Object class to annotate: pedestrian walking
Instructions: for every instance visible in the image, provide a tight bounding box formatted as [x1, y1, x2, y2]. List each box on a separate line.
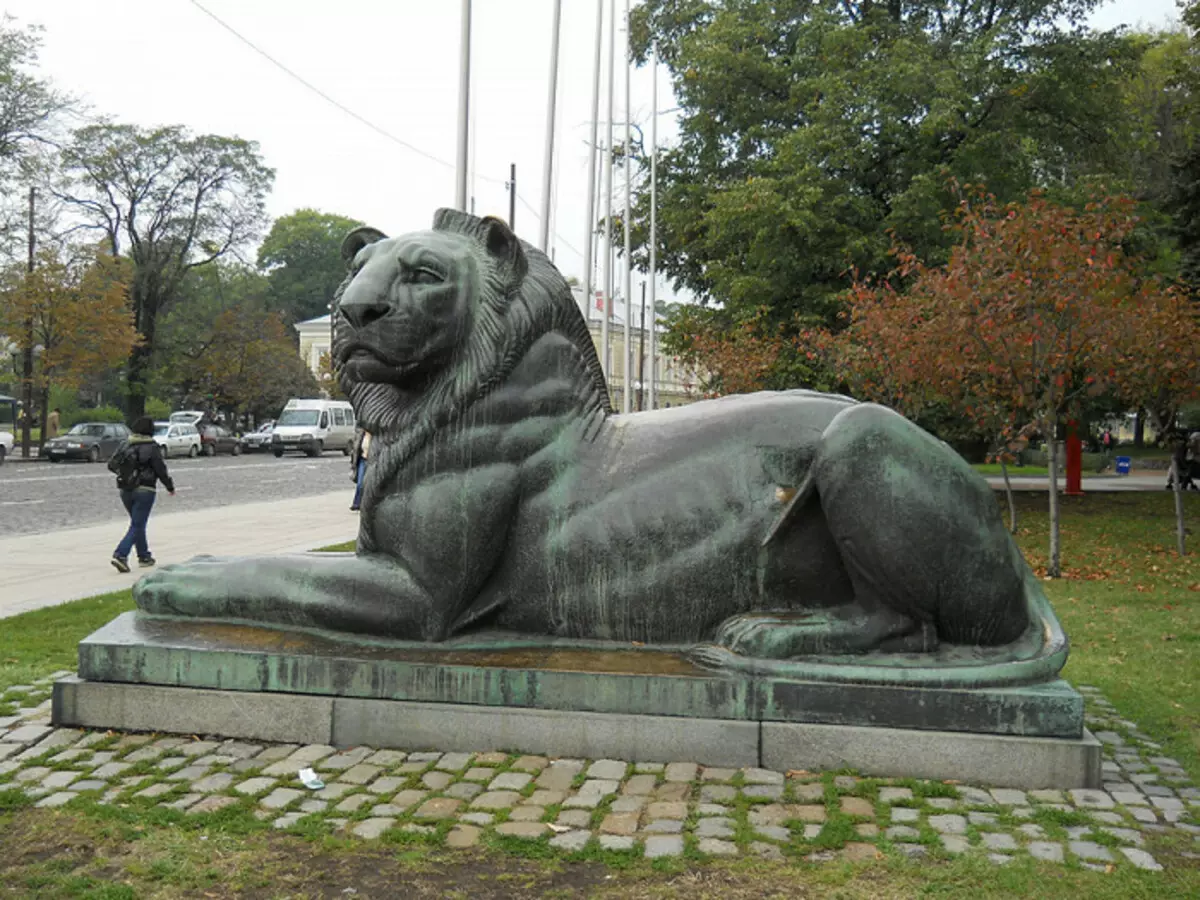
[1099, 427, 1113, 472]
[350, 428, 371, 512]
[45, 407, 60, 440]
[108, 416, 175, 572]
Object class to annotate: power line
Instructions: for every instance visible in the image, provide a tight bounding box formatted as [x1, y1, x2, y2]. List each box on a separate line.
[186, 0, 584, 261]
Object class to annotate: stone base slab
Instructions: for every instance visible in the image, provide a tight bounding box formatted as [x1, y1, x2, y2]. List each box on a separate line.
[53, 677, 1101, 788]
[75, 613, 1085, 738]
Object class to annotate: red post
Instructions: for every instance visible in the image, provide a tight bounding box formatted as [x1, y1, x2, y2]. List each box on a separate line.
[1065, 419, 1083, 496]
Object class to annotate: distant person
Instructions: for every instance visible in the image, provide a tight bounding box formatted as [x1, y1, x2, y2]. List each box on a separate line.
[109, 416, 175, 572]
[350, 428, 372, 512]
[45, 407, 60, 440]
[1099, 427, 1113, 471]
[1165, 429, 1196, 492]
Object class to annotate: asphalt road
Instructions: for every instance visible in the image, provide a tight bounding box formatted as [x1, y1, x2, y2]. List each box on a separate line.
[0, 450, 355, 538]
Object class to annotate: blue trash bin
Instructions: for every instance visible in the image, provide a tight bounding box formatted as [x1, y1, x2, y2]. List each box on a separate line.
[1115, 456, 1131, 475]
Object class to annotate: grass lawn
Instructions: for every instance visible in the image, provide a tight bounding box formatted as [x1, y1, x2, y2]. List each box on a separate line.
[0, 492, 1198, 897]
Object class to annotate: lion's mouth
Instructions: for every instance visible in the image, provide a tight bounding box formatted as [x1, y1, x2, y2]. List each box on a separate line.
[339, 346, 443, 390]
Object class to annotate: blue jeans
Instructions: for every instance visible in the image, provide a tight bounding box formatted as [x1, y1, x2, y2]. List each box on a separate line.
[115, 489, 156, 561]
[351, 459, 366, 509]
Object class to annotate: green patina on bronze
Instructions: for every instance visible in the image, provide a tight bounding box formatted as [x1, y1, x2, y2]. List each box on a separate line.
[77, 612, 1084, 738]
[109, 208, 1075, 718]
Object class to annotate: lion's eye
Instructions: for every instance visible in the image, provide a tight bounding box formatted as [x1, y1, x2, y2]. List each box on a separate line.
[412, 267, 444, 285]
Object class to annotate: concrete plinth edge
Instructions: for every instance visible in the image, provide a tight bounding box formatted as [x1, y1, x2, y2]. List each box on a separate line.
[762, 721, 1102, 789]
[52, 678, 1102, 787]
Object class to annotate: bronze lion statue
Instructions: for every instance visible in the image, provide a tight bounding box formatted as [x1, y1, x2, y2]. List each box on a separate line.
[135, 209, 1067, 684]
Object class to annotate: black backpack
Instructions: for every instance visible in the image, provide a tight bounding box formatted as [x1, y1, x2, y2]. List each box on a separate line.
[107, 442, 142, 490]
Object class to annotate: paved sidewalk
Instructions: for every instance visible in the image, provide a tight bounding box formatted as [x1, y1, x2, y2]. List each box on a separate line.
[0, 492, 357, 620]
[987, 474, 1169, 492]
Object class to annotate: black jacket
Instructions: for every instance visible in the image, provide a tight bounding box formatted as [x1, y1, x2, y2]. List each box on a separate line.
[125, 435, 175, 492]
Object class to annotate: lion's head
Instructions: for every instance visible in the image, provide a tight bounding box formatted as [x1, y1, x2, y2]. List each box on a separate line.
[331, 208, 609, 451]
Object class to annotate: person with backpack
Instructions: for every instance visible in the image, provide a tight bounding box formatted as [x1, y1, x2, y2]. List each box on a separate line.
[108, 416, 175, 573]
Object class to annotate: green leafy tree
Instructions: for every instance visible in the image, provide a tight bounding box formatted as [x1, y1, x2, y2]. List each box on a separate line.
[628, 0, 1145, 337]
[257, 208, 363, 324]
[54, 123, 274, 419]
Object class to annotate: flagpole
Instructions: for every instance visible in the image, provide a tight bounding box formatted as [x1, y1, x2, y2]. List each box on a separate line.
[581, 0, 603, 323]
[454, 0, 471, 211]
[539, 0, 563, 252]
[621, 0, 632, 414]
[648, 50, 658, 411]
[601, 0, 615, 381]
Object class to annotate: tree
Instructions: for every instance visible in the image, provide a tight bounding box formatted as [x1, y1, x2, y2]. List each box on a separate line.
[0, 246, 139, 440]
[627, 1, 1146, 346]
[0, 18, 71, 198]
[838, 188, 1174, 576]
[55, 123, 274, 419]
[257, 209, 363, 324]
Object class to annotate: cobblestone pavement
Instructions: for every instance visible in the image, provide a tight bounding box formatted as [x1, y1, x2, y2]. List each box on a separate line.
[1, 678, 1196, 871]
[0, 453, 352, 538]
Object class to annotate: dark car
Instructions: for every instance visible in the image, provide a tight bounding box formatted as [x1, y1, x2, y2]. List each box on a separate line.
[198, 423, 241, 456]
[238, 422, 274, 452]
[41, 422, 131, 463]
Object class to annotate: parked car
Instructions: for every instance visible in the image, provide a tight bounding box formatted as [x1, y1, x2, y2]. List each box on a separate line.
[153, 421, 201, 458]
[169, 410, 208, 426]
[239, 422, 275, 452]
[198, 423, 241, 456]
[0, 393, 15, 464]
[41, 422, 131, 463]
[271, 398, 356, 457]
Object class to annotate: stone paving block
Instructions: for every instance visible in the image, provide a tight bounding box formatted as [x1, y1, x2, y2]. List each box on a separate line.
[421, 771, 453, 791]
[697, 803, 727, 817]
[68, 780, 107, 793]
[1018, 824, 1045, 838]
[802, 824, 823, 839]
[1070, 840, 1114, 862]
[647, 801, 687, 820]
[14, 766, 50, 783]
[192, 773, 234, 793]
[447, 824, 481, 848]
[1129, 807, 1158, 824]
[233, 777, 276, 796]
[435, 752, 473, 772]
[510, 805, 546, 822]
[792, 782, 825, 802]
[489, 771, 532, 791]
[534, 765, 579, 792]
[928, 814, 968, 835]
[585, 759, 627, 780]
[0, 744, 24, 762]
[601, 813, 639, 835]
[968, 812, 997, 826]
[340, 764, 382, 785]
[406, 752, 443, 764]
[645, 820, 684, 834]
[840, 796, 875, 818]
[189, 796, 239, 815]
[155, 757, 187, 772]
[260, 788, 303, 810]
[1120, 848, 1162, 871]
[842, 842, 881, 862]
[1070, 789, 1114, 809]
[91, 763, 131, 779]
[549, 830, 591, 852]
[1151, 796, 1184, 811]
[622, 774, 657, 796]
[352, 817, 395, 839]
[509, 755, 548, 772]
[314, 782, 357, 801]
[445, 782, 483, 801]
[123, 747, 164, 763]
[5, 725, 51, 744]
[700, 784, 736, 803]
[527, 789, 565, 807]
[699, 838, 738, 856]
[742, 767, 784, 785]
[177, 741, 221, 758]
[255, 745, 298, 762]
[317, 747, 373, 771]
[981, 832, 1018, 851]
[192, 755, 237, 768]
[40, 771, 78, 790]
[1112, 791, 1148, 806]
[165, 793, 202, 811]
[462, 767, 494, 782]
[940, 835, 969, 854]
[414, 797, 461, 820]
[702, 767, 738, 782]
[472, 790, 522, 810]
[330, 795, 369, 814]
[634, 762, 664, 774]
[654, 782, 690, 802]
[879, 787, 913, 803]
[362, 776, 403, 796]
[990, 789, 1027, 806]
[834, 775, 860, 790]
[387, 789, 428, 811]
[610, 796, 646, 814]
[743, 784, 784, 800]
[890, 807, 920, 823]
[473, 752, 509, 765]
[299, 799, 326, 813]
[497, 822, 549, 839]
[556, 809, 591, 828]
[1100, 827, 1142, 846]
[289, 744, 336, 764]
[364, 749, 407, 767]
[597, 835, 635, 851]
[663, 762, 698, 783]
[695, 817, 735, 839]
[886, 825, 920, 841]
[926, 798, 957, 810]
[957, 787, 994, 805]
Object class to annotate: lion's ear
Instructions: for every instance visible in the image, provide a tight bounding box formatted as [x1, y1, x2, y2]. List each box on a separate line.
[340, 227, 388, 266]
[480, 216, 528, 283]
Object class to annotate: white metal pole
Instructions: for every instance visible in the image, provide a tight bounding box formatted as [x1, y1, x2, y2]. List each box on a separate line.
[601, 0, 615, 381]
[621, 0, 632, 414]
[539, 0, 563, 252]
[455, 0, 471, 212]
[648, 51, 658, 411]
[582, 0, 604, 323]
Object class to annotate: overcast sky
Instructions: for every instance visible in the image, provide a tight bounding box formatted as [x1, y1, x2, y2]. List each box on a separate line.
[4, 0, 1186, 300]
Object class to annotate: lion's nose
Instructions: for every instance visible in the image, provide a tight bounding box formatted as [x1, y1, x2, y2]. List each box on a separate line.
[339, 286, 391, 330]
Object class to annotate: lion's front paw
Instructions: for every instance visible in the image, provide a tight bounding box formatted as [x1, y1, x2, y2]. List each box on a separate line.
[133, 557, 240, 616]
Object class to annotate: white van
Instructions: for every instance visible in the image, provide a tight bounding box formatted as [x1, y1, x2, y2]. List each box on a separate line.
[271, 398, 356, 458]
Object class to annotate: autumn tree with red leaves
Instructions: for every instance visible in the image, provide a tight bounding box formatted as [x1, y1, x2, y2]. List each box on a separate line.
[836, 188, 1182, 575]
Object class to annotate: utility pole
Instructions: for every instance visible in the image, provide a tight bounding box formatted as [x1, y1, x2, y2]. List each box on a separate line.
[454, 0, 471, 211]
[581, 0, 604, 323]
[539, 0, 563, 252]
[20, 186, 35, 459]
[637, 280, 646, 412]
[601, 0, 616, 381]
[648, 50, 659, 411]
[507, 163, 517, 231]
[621, 0, 632, 414]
